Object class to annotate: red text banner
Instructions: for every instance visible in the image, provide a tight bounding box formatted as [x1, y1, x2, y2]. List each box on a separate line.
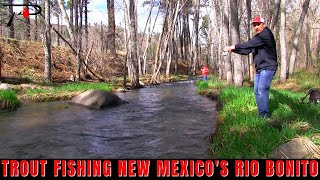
[0, 159, 318, 178]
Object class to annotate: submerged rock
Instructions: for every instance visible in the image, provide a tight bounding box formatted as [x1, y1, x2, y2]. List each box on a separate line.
[71, 90, 126, 109]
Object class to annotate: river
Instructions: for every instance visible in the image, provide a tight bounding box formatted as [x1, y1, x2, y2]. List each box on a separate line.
[0, 81, 217, 159]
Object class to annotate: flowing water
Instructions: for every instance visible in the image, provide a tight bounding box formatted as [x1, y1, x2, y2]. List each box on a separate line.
[0, 81, 217, 159]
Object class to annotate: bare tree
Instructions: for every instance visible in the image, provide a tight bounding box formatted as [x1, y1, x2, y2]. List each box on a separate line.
[246, 0, 254, 81]
[58, 0, 84, 80]
[279, 0, 287, 83]
[209, 1, 219, 72]
[34, 0, 39, 41]
[139, 1, 159, 75]
[122, 0, 129, 87]
[288, 0, 311, 77]
[0, 45, 2, 77]
[70, 0, 74, 26]
[180, 3, 191, 75]
[74, 0, 78, 33]
[44, 0, 52, 81]
[84, 0, 88, 49]
[58, 0, 75, 42]
[223, 0, 232, 84]
[191, 0, 200, 75]
[317, 31, 320, 77]
[230, 0, 243, 86]
[270, 0, 281, 31]
[150, 0, 183, 84]
[128, 0, 140, 88]
[7, 0, 14, 38]
[23, 0, 31, 40]
[107, 0, 116, 56]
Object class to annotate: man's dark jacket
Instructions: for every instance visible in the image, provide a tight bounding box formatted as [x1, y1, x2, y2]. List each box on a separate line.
[232, 27, 278, 73]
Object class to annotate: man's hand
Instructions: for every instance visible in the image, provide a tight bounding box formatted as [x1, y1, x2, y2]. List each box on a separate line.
[223, 45, 235, 52]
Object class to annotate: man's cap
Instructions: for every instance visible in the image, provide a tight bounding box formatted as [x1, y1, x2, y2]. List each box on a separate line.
[251, 16, 265, 24]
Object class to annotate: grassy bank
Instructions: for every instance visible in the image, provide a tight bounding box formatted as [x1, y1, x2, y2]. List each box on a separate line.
[0, 74, 191, 108]
[0, 82, 113, 110]
[196, 73, 320, 158]
[21, 82, 113, 102]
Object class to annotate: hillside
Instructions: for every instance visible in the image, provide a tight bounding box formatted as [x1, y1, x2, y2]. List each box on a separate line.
[0, 37, 78, 83]
[0, 37, 193, 86]
[0, 37, 127, 84]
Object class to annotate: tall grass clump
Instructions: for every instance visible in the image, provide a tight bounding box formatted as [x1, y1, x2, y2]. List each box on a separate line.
[0, 90, 20, 110]
[196, 80, 209, 92]
[210, 86, 320, 158]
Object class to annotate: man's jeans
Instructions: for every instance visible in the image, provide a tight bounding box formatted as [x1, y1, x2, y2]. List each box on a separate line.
[254, 70, 275, 118]
[202, 75, 207, 81]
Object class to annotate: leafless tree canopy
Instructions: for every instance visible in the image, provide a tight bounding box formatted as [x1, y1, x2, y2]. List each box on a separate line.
[0, 0, 319, 85]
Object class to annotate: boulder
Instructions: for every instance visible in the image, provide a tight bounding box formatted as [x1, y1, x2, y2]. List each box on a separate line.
[71, 90, 125, 109]
[270, 137, 320, 159]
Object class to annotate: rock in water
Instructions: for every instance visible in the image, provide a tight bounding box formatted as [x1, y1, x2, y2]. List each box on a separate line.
[71, 90, 125, 109]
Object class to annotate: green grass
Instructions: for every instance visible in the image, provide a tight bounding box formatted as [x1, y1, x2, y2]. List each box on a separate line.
[293, 71, 320, 89]
[196, 75, 226, 94]
[196, 74, 320, 159]
[0, 90, 21, 110]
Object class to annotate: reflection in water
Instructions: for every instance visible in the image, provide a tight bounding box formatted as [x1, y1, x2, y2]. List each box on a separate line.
[0, 81, 217, 158]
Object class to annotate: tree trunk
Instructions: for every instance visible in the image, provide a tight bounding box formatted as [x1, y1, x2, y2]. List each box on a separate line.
[288, 0, 310, 78]
[84, 0, 88, 76]
[58, 0, 75, 42]
[122, 0, 129, 87]
[58, 0, 82, 81]
[173, 29, 179, 75]
[246, 0, 254, 81]
[215, 0, 223, 80]
[128, 0, 140, 88]
[107, 0, 116, 56]
[0, 45, 2, 77]
[56, 15, 60, 46]
[34, 0, 38, 41]
[141, 2, 159, 75]
[270, 0, 280, 31]
[210, 0, 221, 73]
[23, 0, 31, 40]
[74, 0, 78, 33]
[44, 0, 52, 82]
[183, 13, 191, 74]
[152, 5, 168, 79]
[165, 38, 173, 78]
[191, 0, 200, 75]
[317, 31, 320, 77]
[223, 0, 232, 84]
[70, 0, 74, 26]
[279, 0, 287, 83]
[7, 0, 14, 38]
[76, 0, 83, 81]
[230, 0, 243, 87]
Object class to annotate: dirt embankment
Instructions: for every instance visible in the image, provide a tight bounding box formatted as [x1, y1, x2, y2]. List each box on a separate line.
[0, 37, 77, 83]
[0, 37, 194, 87]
